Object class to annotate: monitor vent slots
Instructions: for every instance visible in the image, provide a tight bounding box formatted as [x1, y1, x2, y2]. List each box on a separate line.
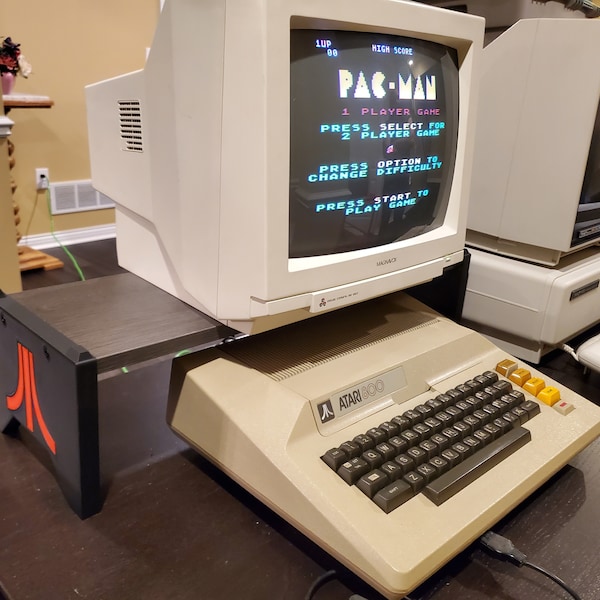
[118, 100, 143, 153]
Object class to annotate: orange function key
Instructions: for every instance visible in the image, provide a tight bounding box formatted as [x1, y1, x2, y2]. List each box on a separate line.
[496, 359, 518, 377]
[538, 386, 561, 406]
[508, 368, 531, 387]
[523, 376, 546, 397]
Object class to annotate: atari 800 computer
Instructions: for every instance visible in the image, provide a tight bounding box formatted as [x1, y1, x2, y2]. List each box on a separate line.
[85, 0, 600, 598]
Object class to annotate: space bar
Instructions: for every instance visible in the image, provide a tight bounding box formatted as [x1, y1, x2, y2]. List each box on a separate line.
[422, 427, 531, 505]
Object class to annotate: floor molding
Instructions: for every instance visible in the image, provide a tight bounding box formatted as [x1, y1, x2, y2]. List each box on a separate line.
[19, 224, 116, 250]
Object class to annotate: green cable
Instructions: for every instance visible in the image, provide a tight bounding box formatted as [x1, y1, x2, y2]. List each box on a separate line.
[44, 186, 86, 281]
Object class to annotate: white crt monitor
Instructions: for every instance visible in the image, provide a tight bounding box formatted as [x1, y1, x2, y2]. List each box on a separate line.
[466, 17, 600, 266]
[86, 0, 483, 333]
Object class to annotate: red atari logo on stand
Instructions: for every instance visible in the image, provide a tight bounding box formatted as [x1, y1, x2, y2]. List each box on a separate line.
[6, 343, 56, 454]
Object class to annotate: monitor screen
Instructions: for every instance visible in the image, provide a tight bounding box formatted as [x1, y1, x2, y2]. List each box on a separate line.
[289, 30, 459, 258]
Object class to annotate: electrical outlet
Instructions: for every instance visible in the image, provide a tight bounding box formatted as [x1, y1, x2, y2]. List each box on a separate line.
[35, 168, 49, 190]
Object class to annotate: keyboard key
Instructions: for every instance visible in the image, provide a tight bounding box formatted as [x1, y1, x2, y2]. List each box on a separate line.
[436, 411, 454, 426]
[483, 422, 501, 440]
[451, 441, 472, 459]
[506, 390, 525, 406]
[475, 391, 493, 406]
[414, 404, 434, 418]
[394, 453, 415, 474]
[463, 414, 481, 429]
[412, 422, 432, 440]
[425, 398, 444, 412]
[472, 408, 489, 424]
[442, 427, 461, 443]
[444, 389, 463, 404]
[338, 458, 370, 485]
[321, 448, 347, 471]
[339, 440, 361, 459]
[473, 428, 491, 445]
[509, 368, 531, 386]
[510, 406, 528, 424]
[424, 416, 443, 433]
[445, 405, 462, 422]
[462, 435, 482, 453]
[492, 417, 512, 435]
[366, 428, 387, 445]
[373, 480, 415, 513]
[400, 429, 420, 447]
[379, 421, 400, 438]
[430, 432, 450, 451]
[482, 404, 500, 419]
[362, 449, 384, 469]
[428, 455, 449, 475]
[553, 400, 574, 416]
[407, 446, 428, 466]
[481, 370, 499, 384]
[453, 420, 472, 436]
[375, 442, 397, 462]
[501, 411, 520, 428]
[416, 463, 437, 483]
[357, 469, 389, 498]
[519, 400, 541, 420]
[496, 359, 517, 377]
[419, 439, 438, 459]
[353, 434, 374, 452]
[403, 471, 425, 492]
[423, 427, 531, 505]
[388, 435, 409, 455]
[523, 376, 546, 397]
[402, 409, 422, 426]
[380, 461, 403, 481]
[441, 448, 461, 468]
[391, 415, 411, 432]
[455, 400, 472, 415]
[493, 379, 513, 396]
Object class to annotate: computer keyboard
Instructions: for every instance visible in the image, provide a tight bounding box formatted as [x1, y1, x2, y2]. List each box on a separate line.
[322, 369, 539, 512]
[167, 292, 600, 600]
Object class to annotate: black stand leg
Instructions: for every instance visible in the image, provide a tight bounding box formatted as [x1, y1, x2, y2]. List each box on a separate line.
[0, 294, 102, 518]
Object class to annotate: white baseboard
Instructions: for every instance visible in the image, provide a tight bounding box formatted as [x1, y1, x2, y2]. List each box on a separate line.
[19, 224, 116, 250]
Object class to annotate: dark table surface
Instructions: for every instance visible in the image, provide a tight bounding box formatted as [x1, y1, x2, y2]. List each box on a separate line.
[1, 353, 600, 600]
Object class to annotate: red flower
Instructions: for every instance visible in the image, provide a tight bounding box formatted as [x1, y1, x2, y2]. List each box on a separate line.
[0, 37, 22, 75]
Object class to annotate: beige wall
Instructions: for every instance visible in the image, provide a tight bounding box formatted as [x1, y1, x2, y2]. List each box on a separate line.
[0, 0, 159, 237]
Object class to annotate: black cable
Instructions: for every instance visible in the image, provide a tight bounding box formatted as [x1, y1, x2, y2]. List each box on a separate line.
[480, 531, 582, 600]
[521, 561, 582, 600]
[305, 569, 337, 600]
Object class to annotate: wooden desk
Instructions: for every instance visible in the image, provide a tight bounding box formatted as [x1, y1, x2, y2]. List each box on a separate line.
[1, 266, 599, 599]
[0, 353, 599, 600]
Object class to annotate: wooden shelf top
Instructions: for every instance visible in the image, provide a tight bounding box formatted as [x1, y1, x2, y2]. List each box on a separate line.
[3, 93, 53, 109]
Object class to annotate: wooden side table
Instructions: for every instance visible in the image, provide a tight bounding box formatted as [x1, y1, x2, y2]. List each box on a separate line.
[2, 93, 63, 272]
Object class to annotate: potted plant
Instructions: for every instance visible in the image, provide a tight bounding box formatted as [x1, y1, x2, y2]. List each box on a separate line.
[0, 37, 32, 95]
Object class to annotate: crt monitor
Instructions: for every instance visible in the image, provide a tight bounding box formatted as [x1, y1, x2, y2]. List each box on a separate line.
[86, 0, 483, 334]
[465, 17, 600, 266]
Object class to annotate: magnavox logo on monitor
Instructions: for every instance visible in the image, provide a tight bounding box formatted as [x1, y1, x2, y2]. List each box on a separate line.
[6, 342, 56, 454]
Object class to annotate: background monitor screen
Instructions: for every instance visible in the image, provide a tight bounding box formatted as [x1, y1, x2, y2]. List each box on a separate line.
[574, 98, 600, 246]
[289, 30, 460, 258]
